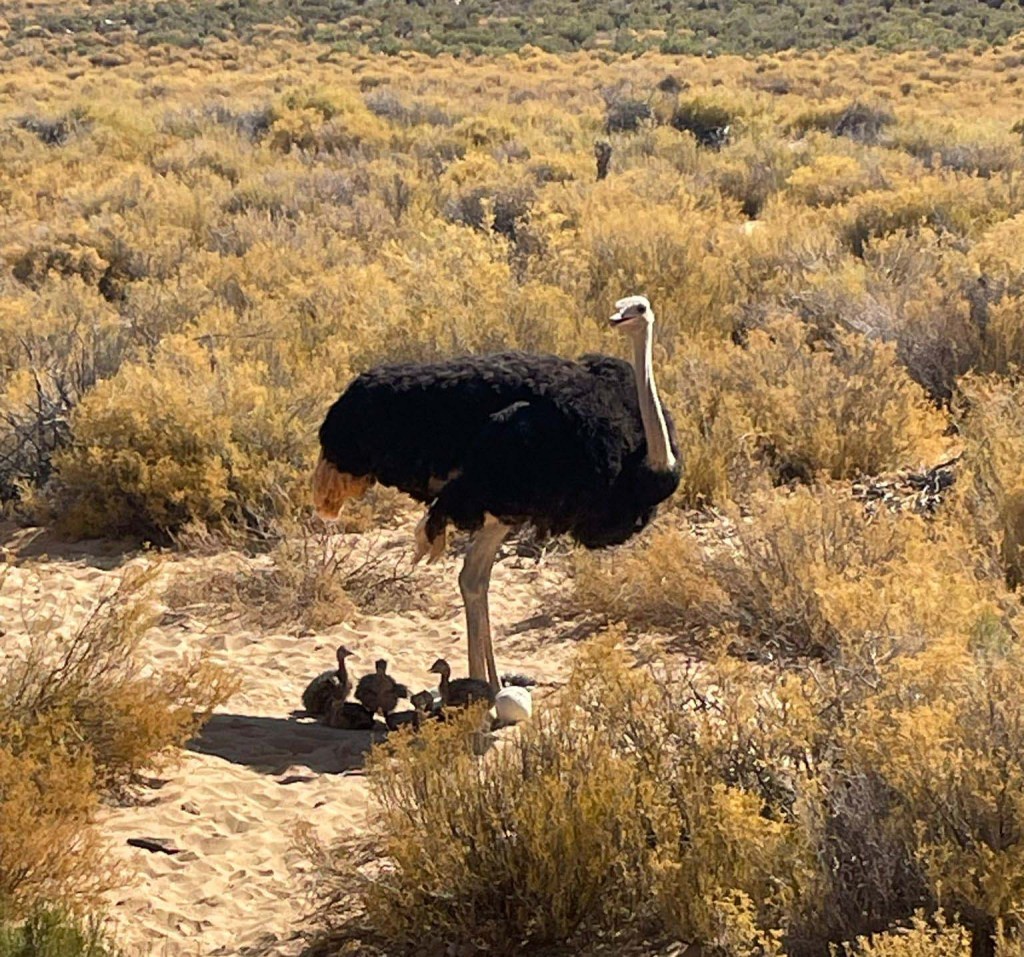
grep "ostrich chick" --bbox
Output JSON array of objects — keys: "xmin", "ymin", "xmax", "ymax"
[
  {"xmin": 410, "ymin": 689, "xmax": 440, "ymax": 730},
  {"xmin": 326, "ymin": 699, "xmax": 376, "ymax": 731},
  {"xmin": 301, "ymin": 645, "xmax": 354, "ymax": 719},
  {"xmin": 313, "ymin": 294, "xmax": 681, "ymax": 692},
  {"xmin": 430, "ymin": 658, "xmax": 495, "ymax": 709},
  {"xmin": 355, "ymin": 659, "xmax": 409, "ymax": 728}
]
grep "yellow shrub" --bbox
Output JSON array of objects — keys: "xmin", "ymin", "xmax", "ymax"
[
  {"xmin": 786, "ymin": 154, "xmax": 874, "ymax": 208},
  {"xmin": 858, "ymin": 632, "xmax": 1024, "ymax": 944},
  {"xmin": 0, "ymin": 565, "xmax": 235, "ymax": 917},
  {"xmin": 839, "ymin": 913, "xmax": 971, "ymax": 956},
  {"xmin": 312, "ymin": 635, "xmax": 817, "ymax": 954},
  {"xmin": 842, "ymin": 177, "xmax": 1011, "ymax": 257},
  {"xmin": 0, "ymin": 565, "xmax": 238, "ymax": 791},
  {"xmin": 654, "ymin": 318, "xmax": 946, "ymax": 504},
  {"xmin": 953, "ymin": 374, "xmax": 1024, "ymax": 588},
  {"xmin": 0, "ymin": 719, "xmax": 113, "ymax": 919},
  {"xmin": 268, "ymin": 87, "xmax": 390, "ymax": 154},
  {"xmin": 576, "ymin": 484, "xmax": 996, "ymax": 660},
  {"xmin": 735, "ymin": 318, "xmax": 947, "ymax": 479},
  {"xmin": 46, "ymin": 336, "xmax": 309, "ymax": 539}
]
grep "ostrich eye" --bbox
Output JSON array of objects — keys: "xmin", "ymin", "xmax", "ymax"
[{"xmin": 635, "ymin": 303, "xmax": 647, "ymax": 314}]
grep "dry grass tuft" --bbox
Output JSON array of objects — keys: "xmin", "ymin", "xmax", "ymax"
[
  {"xmin": 1, "ymin": 565, "xmax": 237, "ymax": 793},
  {"xmin": 166, "ymin": 517, "xmax": 422, "ymax": 632}
]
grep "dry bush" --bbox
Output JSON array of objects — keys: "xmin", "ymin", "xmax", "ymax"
[
  {"xmin": 0, "ymin": 565, "xmax": 238, "ymax": 792},
  {"xmin": 0, "ymin": 718, "xmax": 114, "ymax": 919},
  {"xmin": 39, "ymin": 336, "xmax": 312, "ymax": 540},
  {"xmin": 657, "ymin": 318, "xmax": 946, "ymax": 504},
  {"xmin": 852, "ymin": 622, "xmax": 1024, "ymax": 950},
  {"xmin": 669, "ymin": 97, "xmax": 734, "ymax": 147},
  {"xmin": 310, "ymin": 634, "xmax": 817, "ymax": 956},
  {"xmin": 890, "ymin": 119, "xmax": 1022, "ymax": 178},
  {"xmin": 0, "ymin": 564, "xmax": 234, "ymax": 924},
  {"xmin": 953, "ymin": 374, "xmax": 1024, "ymax": 588},
  {"xmin": 785, "ymin": 154, "xmax": 876, "ymax": 208},
  {"xmin": 729, "ymin": 319, "xmax": 945, "ymax": 481},
  {"xmin": 576, "ymin": 484, "xmax": 994, "ymax": 660},
  {"xmin": 712, "ymin": 138, "xmax": 802, "ymax": 219},
  {"xmin": 838, "ymin": 913, "xmax": 971, "ymax": 956},
  {"xmin": 841, "ymin": 177, "xmax": 1012, "ymax": 259},
  {"xmin": 858, "ymin": 228, "xmax": 982, "ymax": 402},
  {"xmin": 313, "ymin": 706, "xmax": 655, "ymax": 954},
  {"xmin": 266, "ymin": 88, "xmax": 390, "ymax": 156},
  {"xmin": 309, "ymin": 607, "xmax": 1024, "ymax": 955},
  {"xmin": 167, "ymin": 518, "xmax": 419, "ymax": 632}
]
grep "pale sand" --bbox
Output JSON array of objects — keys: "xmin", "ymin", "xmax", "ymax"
[{"xmin": 0, "ymin": 514, "xmax": 588, "ymax": 956}]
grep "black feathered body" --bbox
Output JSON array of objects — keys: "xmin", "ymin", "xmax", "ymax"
[
  {"xmin": 326, "ymin": 700, "xmax": 376, "ymax": 730},
  {"xmin": 443, "ymin": 676, "xmax": 496, "ymax": 708},
  {"xmin": 301, "ymin": 668, "xmax": 350, "ymax": 718},
  {"xmin": 318, "ymin": 351, "xmax": 680, "ymax": 547},
  {"xmin": 355, "ymin": 671, "xmax": 407, "ymax": 717}
]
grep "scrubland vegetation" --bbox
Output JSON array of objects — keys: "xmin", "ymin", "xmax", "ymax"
[
  {"xmin": 3, "ymin": 18, "xmax": 1024, "ymax": 956},
  {"xmin": 4, "ymin": 0, "xmax": 1024, "ymax": 56}
]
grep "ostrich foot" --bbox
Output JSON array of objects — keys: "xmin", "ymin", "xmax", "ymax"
[{"xmin": 413, "ymin": 514, "xmax": 447, "ymax": 564}]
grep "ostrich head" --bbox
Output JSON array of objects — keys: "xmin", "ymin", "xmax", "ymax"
[
  {"xmin": 336, "ymin": 645, "xmax": 355, "ymax": 666},
  {"xmin": 428, "ymin": 658, "xmax": 451, "ymax": 679},
  {"xmin": 312, "ymin": 455, "xmax": 375, "ymax": 521},
  {"xmin": 374, "ymin": 658, "xmax": 388, "ymax": 674},
  {"xmin": 411, "ymin": 689, "xmax": 434, "ymax": 713},
  {"xmin": 610, "ymin": 295, "xmax": 653, "ymax": 332}
]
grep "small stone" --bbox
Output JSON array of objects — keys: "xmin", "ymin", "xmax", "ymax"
[{"xmin": 127, "ymin": 836, "xmax": 182, "ymax": 855}]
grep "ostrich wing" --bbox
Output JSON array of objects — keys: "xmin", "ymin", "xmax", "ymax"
[{"xmin": 431, "ymin": 398, "xmax": 626, "ymax": 538}]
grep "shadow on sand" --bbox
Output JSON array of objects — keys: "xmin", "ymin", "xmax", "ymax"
[
  {"xmin": 188, "ymin": 712, "xmax": 383, "ymax": 776},
  {"xmin": 0, "ymin": 522, "xmax": 139, "ymax": 570}
]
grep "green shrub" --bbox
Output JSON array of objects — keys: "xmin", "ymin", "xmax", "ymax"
[{"xmin": 0, "ymin": 907, "xmax": 121, "ymax": 957}]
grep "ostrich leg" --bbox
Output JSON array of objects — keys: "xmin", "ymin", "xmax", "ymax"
[{"xmin": 458, "ymin": 517, "xmax": 510, "ymax": 692}]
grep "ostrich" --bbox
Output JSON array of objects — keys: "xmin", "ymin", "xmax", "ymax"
[
  {"xmin": 301, "ymin": 645, "xmax": 354, "ymax": 718},
  {"xmin": 429, "ymin": 657, "xmax": 495, "ymax": 709},
  {"xmin": 410, "ymin": 689, "xmax": 440, "ymax": 730},
  {"xmin": 313, "ymin": 295, "xmax": 681, "ymax": 691},
  {"xmin": 354, "ymin": 658, "xmax": 409, "ymax": 728},
  {"xmin": 325, "ymin": 699, "xmax": 376, "ymax": 730}
]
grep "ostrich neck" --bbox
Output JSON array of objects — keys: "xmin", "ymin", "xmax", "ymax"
[{"xmin": 629, "ymin": 327, "xmax": 677, "ymax": 473}]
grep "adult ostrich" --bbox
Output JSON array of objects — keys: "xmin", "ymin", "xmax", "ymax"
[{"xmin": 312, "ymin": 295, "xmax": 680, "ymax": 691}]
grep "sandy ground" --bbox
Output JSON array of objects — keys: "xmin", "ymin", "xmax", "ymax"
[{"xmin": 0, "ymin": 514, "xmax": 593, "ymax": 956}]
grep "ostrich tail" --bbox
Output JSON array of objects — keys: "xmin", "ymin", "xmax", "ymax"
[{"xmin": 311, "ymin": 454, "xmax": 374, "ymax": 520}]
